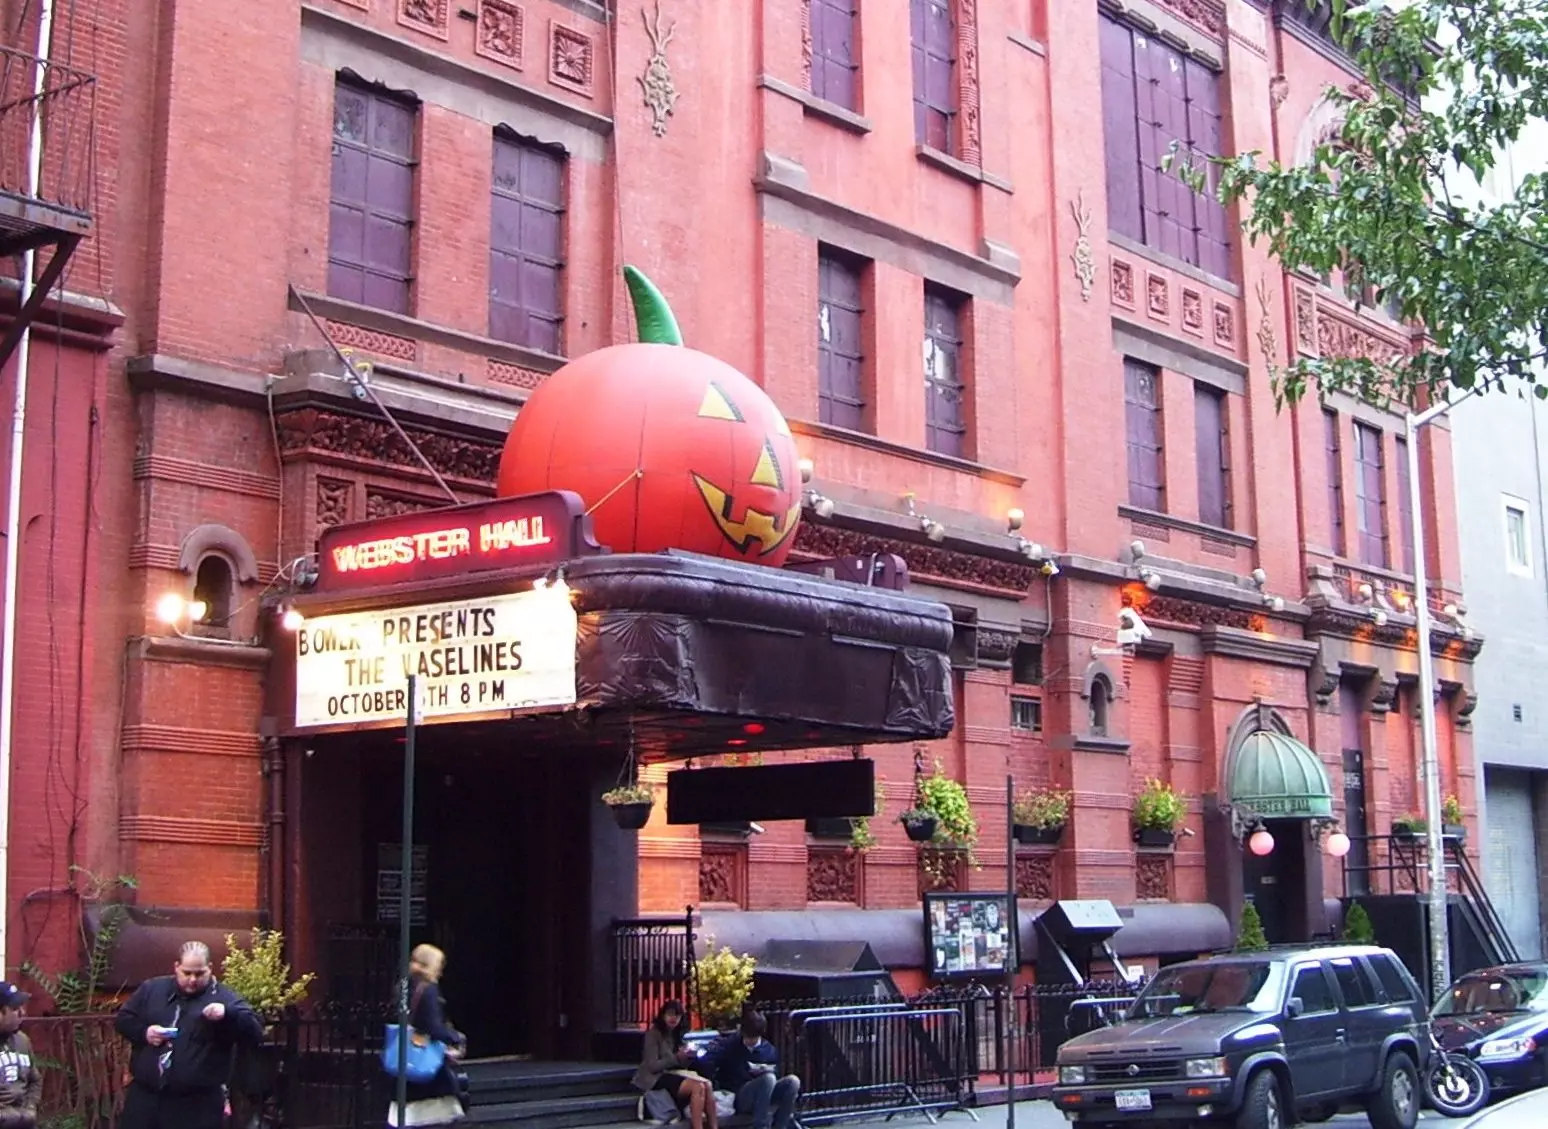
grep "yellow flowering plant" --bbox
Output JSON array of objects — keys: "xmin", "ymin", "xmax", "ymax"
[
  {"xmin": 691, "ymin": 936, "xmax": 756, "ymax": 1030},
  {"xmin": 219, "ymin": 929, "xmax": 316, "ymax": 1016}
]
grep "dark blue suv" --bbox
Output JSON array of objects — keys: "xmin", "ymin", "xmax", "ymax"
[{"xmin": 1052, "ymin": 944, "xmax": 1429, "ymax": 1129}]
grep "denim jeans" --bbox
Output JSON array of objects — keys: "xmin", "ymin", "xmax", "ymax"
[{"xmin": 733, "ymin": 1072, "xmax": 801, "ymax": 1129}]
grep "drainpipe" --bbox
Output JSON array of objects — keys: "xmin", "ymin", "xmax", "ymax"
[{"xmin": 0, "ymin": 0, "xmax": 58, "ymax": 974}]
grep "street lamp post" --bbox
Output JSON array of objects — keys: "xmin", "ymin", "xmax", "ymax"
[{"xmin": 1406, "ymin": 400, "xmax": 1455, "ymax": 1002}]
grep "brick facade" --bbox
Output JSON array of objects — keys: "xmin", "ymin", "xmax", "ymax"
[{"xmin": 0, "ymin": 0, "xmax": 1478, "ymax": 995}]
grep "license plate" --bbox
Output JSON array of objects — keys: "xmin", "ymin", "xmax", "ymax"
[{"xmin": 1114, "ymin": 1090, "xmax": 1152, "ymax": 1112}]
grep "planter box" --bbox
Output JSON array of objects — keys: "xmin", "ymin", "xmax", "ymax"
[
  {"xmin": 1133, "ymin": 827, "xmax": 1175, "ymax": 849},
  {"xmin": 902, "ymin": 816, "xmax": 938, "ymax": 843},
  {"xmin": 1014, "ymin": 824, "xmax": 1065, "ymax": 846},
  {"xmin": 1392, "ymin": 827, "xmax": 1422, "ymax": 843},
  {"xmin": 1443, "ymin": 823, "xmax": 1467, "ymax": 842},
  {"xmin": 609, "ymin": 801, "xmax": 653, "ymax": 831}
]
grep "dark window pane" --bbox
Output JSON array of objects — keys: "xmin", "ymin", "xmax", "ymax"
[
  {"xmin": 812, "ymin": 0, "xmax": 858, "ymax": 109},
  {"xmin": 911, "ymin": 0, "xmax": 956, "ymax": 150},
  {"xmin": 1324, "ymin": 408, "xmax": 1345, "ymax": 555},
  {"xmin": 1100, "ymin": 17, "xmax": 1143, "ymax": 242},
  {"xmin": 1195, "ymin": 384, "xmax": 1229, "ymax": 528},
  {"xmin": 1330, "ymin": 958, "xmax": 1376, "ymax": 1008},
  {"xmin": 818, "ymin": 248, "xmax": 868, "ymax": 432},
  {"xmin": 1292, "ymin": 965, "xmax": 1338, "ymax": 1014},
  {"xmin": 1125, "ymin": 359, "xmax": 1164, "ymax": 511},
  {"xmin": 489, "ymin": 133, "xmax": 568, "ymax": 352},
  {"xmin": 328, "ymin": 78, "xmax": 417, "ymax": 312},
  {"xmin": 1394, "ymin": 436, "xmax": 1415, "ymax": 574},
  {"xmin": 923, "ymin": 285, "xmax": 966, "ymax": 456},
  {"xmin": 1370, "ymin": 955, "xmax": 1416, "ymax": 1003},
  {"xmin": 1352, "ymin": 422, "xmax": 1388, "ymax": 568}
]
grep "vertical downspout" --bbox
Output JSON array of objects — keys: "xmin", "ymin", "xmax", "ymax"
[{"xmin": 0, "ymin": 0, "xmax": 58, "ymax": 974}]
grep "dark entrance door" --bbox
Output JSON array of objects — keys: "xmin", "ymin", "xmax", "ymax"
[
  {"xmin": 1242, "ymin": 818, "xmax": 1310, "ymax": 943},
  {"xmin": 359, "ymin": 737, "xmax": 596, "ymax": 1059},
  {"xmin": 1342, "ymin": 748, "xmax": 1370, "ymax": 896}
]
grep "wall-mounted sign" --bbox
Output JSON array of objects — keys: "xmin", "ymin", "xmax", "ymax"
[
  {"xmin": 293, "ymin": 588, "xmax": 578, "ymax": 729},
  {"xmin": 314, "ymin": 490, "xmax": 601, "ymax": 592},
  {"xmin": 925, "ymin": 891, "xmax": 1014, "ymax": 980}
]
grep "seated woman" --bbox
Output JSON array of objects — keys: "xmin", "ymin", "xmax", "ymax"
[{"xmin": 632, "ymin": 1001, "xmax": 718, "ymax": 1129}]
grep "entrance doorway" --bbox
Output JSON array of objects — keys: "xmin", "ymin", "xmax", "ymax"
[
  {"xmin": 297, "ymin": 730, "xmax": 612, "ymax": 1060},
  {"xmin": 1241, "ymin": 819, "xmax": 1312, "ymax": 943}
]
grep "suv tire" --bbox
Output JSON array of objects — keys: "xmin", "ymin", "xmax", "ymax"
[
  {"xmin": 1234, "ymin": 1069, "xmax": 1285, "ymax": 1129},
  {"xmin": 1366, "ymin": 1051, "xmax": 1420, "ymax": 1129}
]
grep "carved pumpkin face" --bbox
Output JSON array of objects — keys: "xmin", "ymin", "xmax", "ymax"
[{"xmin": 496, "ymin": 274, "xmax": 804, "ymax": 567}]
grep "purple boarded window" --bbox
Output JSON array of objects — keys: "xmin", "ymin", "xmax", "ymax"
[
  {"xmin": 489, "ymin": 133, "xmax": 566, "ymax": 354},
  {"xmin": 1353, "ymin": 422, "xmax": 1389, "ymax": 568},
  {"xmin": 1324, "ymin": 408, "xmax": 1346, "ymax": 556},
  {"xmin": 1099, "ymin": 14, "xmax": 1231, "ymax": 277},
  {"xmin": 810, "ymin": 0, "xmax": 859, "ymax": 111},
  {"xmin": 923, "ymin": 286, "xmax": 966, "ymax": 457},
  {"xmin": 910, "ymin": 0, "xmax": 956, "ymax": 152},
  {"xmin": 1394, "ymin": 435, "xmax": 1415, "ymax": 574},
  {"xmin": 818, "ymin": 248, "xmax": 866, "ymax": 431},
  {"xmin": 1194, "ymin": 383, "xmax": 1231, "ymax": 528},
  {"xmin": 1125, "ymin": 359, "xmax": 1165, "ymax": 511},
  {"xmin": 329, "ymin": 77, "xmax": 417, "ymax": 314}
]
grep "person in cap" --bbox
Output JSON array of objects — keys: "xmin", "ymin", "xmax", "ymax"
[
  {"xmin": 0, "ymin": 982, "xmax": 40, "ymax": 1129},
  {"xmin": 114, "ymin": 941, "xmax": 263, "ymax": 1129}
]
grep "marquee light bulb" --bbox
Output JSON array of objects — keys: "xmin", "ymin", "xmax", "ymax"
[
  {"xmin": 1248, "ymin": 829, "xmax": 1275, "ymax": 856},
  {"xmin": 281, "ymin": 608, "xmax": 305, "ymax": 632},
  {"xmin": 155, "ymin": 593, "xmax": 185, "ymax": 625}
]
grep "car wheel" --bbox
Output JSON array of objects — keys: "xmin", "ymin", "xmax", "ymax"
[
  {"xmin": 1367, "ymin": 1051, "xmax": 1420, "ymax": 1129},
  {"xmin": 1233, "ymin": 1069, "xmax": 1284, "ymax": 1129}
]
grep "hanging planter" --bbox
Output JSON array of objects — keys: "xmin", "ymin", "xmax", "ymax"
[
  {"xmin": 900, "ymin": 810, "xmax": 938, "ymax": 842},
  {"xmin": 602, "ymin": 785, "xmax": 655, "ymax": 830}
]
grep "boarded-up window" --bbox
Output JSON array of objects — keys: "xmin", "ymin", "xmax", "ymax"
[
  {"xmin": 923, "ymin": 286, "xmax": 966, "ymax": 456},
  {"xmin": 810, "ymin": 0, "xmax": 859, "ymax": 110},
  {"xmin": 329, "ymin": 77, "xmax": 417, "ymax": 314},
  {"xmin": 818, "ymin": 248, "xmax": 866, "ymax": 431},
  {"xmin": 1353, "ymin": 422, "xmax": 1388, "ymax": 568},
  {"xmin": 1394, "ymin": 435, "xmax": 1414, "ymax": 574},
  {"xmin": 910, "ymin": 0, "xmax": 956, "ymax": 152},
  {"xmin": 489, "ymin": 133, "xmax": 566, "ymax": 354},
  {"xmin": 1194, "ymin": 384, "xmax": 1231, "ymax": 528},
  {"xmin": 1325, "ymin": 408, "xmax": 1346, "ymax": 556},
  {"xmin": 1098, "ymin": 14, "xmax": 1230, "ymax": 277},
  {"xmin": 1125, "ymin": 359, "xmax": 1165, "ymax": 511}
]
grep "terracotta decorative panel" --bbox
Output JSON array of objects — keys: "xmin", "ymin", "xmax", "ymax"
[
  {"xmin": 1212, "ymin": 300, "xmax": 1235, "ymax": 348},
  {"xmin": 475, "ymin": 0, "xmax": 524, "ymax": 69},
  {"xmin": 956, "ymin": 0, "xmax": 982, "ymax": 165},
  {"xmin": 918, "ymin": 848, "xmax": 968, "ymax": 896},
  {"xmin": 315, "ymin": 479, "xmax": 352, "ymax": 529},
  {"xmin": 398, "ymin": 0, "xmax": 449, "ymax": 40},
  {"xmin": 699, "ymin": 842, "xmax": 747, "ymax": 906},
  {"xmin": 326, "ymin": 320, "xmax": 416, "ymax": 362},
  {"xmin": 1136, "ymin": 853, "xmax": 1173, "ymax": 900},
  {"xmin": 1146, "ymin": 273, "xmax": 1169, "ymax": 320},
  {"xmin": 365, "ymin": 490, "xmax": 440, "ymax": 520},
  {"xmin": 1181, "ymin": 288, "xmax": 1204, "ymax": 335},
  {"xmin": 1015, "ymin": 852, "xmax": 1056, "ymax": 900},
  {"xmin": 1111, "ymin": 259, "xmax": 1135, "ymax": 307},
  {"xmin": 550, "ymin": 22, "xmax": 595, "ymax": 96},
  {"xmin": 488, "ymin": 359, "xmax": 547, "ymax": 388},
  {"xmin": 807, "ymin": 846, "xmax": 861, "ymax": 903}
]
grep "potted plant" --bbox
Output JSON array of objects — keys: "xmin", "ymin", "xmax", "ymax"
[
  {"xmin": 1442, "ymin": 794, "xmax": 1466, "ymax": 841},
  {"xmin": 899, "ymin": 806, "xmax": 938, "ymax": 842},
  {"xmin": 1391, "ymin": 813, "xmax": 1425, "ymax": 843},
  {"xmin": 1013, "ymin": 787, "xmax": 1071, "ymax": 846},
  {"xmin": 1132, "ymin": 778, "xmax": 1186, "ymax": 848},
  {"xmin": 902, "ymin": 763, "xmax": 979, "ymax": 853},
  {"xmin": 220, "ymin": 929, "xmax": 316, "ymax": 1097},
  {"xmin": 690, "ymin": 936, "xmax": 756, "ymax": 1032},
  {"xmin": 602, "ymin": 783, "xmax": 655, "ymax": 830}
]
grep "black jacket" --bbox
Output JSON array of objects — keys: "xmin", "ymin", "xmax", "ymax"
[
  {"xmin": 115, "ymin": 976, "xmax": 263, "ymax": 1094},
  {"xmin": 707, "ymin": 1034, "xmax": 780, "ymax": 1093}
]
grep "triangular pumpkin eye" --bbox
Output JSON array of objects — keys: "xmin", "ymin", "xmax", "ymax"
[
  {"xmin": 749, "ymin": 441, "xmax": 784, "ymax": 490},
  {"xmin": 697, "ymin": 382, "xmax": 745, "ymax": 422}
]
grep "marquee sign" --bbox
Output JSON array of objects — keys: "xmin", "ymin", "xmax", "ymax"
[
  {"xmin": 292, "ymin": 588, "xmax": 578, "ymax": 730},
  {"xmin": 314, "ymin": 490, "xmax": 601, "ymax": 592}
]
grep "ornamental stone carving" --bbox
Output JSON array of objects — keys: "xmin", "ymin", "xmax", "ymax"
[
  {"xmin": 638, "ymin": 1, "xmax": 679, "ymax": 137},
  {"xmin": 315, "ymin": 478, "xmax": 352, "ymax": 529},
  {"xmin": 1255, "ymin": 277, "xmax": 1277, "ymax": 360},
  {"xmin": 957, "ymin": 0, "xmax": 982, "ymax": 165},
  {"xmin": 1070, "ymin": 193, "xmax": 1096, "ymax": 302},
  {"xmin": 475, "ymin": 0, "xmax": 523, "ymax": 68},
  {"xmin": 1111, "ymin": 259, "xmax": 1134, "ymax": 307},
  {"xmin": 1157, "ymin": 0, "xmax": 1225, "ymax": 38},
  {"xmin": 1126, "ymin": 593, "xmax": 1255, "ymax": 632},
  {"xmin": 792, "ymin": 523, "xmax": 1037, "ymax": 596},
  {"xmin": 807, "ymin": 846, "xmax": 860, "ymax": 903},
  {"xmin": 1015, "ymin": 853, "xmax": 1055, "ymax": 900},
  {"xmin": 699, "ymin": 844, "xmax": 744, "ymax": 905},
  {"xmin": 551, "ymin": 23, "xmax": 595, "ymax": 95},
  {"xmin": 1136, "ymin": 854, "xmax": 1172, "ymax": 900},
  {"xmin": 976, "ymin": 628, "xmax": 1017, "ymax": 668},
  {"xmin": 365, "ymin": 490, "xmax": 440, "ymax": 520},
  {"xmin": 398, "ymin": 0, "xmax": 449, "ymax": 39},
  {"xmin": 1181, "ymin": 288, "xmax": 1204, "ymax": 334},
  {"xmin": 277, "ymin": 408, "xmax": 502, "ymax": 486}
]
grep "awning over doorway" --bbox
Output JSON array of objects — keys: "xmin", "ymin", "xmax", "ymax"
[{"xmin": 1227, "ymin": 730, "xmax": 1335, "ymax": 819}]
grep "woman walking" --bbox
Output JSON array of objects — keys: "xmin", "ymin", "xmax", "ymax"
[
  {"xmin": 632, "ymin": 1001, "xmax": 717, "ymax": 1129},
  {"xmin": 387, "ymin": 944, "xmax": 469, "ymax": 1128}
]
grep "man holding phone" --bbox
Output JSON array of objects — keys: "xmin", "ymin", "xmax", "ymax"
[{"xmin": 114, "ymin": 941, "xmax": 263, "ymax": 1129}]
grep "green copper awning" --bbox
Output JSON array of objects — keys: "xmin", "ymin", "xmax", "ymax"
[{"xmin": 1228, "ymin": 730, "xmax": 1335, "ymax": 819}]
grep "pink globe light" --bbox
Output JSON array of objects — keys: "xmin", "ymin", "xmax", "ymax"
[
  {"xmin": 1325, "ymin": 831, "xmax": 1352, "ymax": 858},
  {"xmin": 1248, "ymin": 829, "xmax": 1275, "ymax": 856}
]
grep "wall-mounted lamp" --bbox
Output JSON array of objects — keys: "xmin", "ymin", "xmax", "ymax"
[
  {"xmin": 1129, "ymin": 539, "xmax": 1146, "ymax": 562},
  {"xmin": 156, "ymin": 592, "xmax": 207, "ymax": 626},
  {"xmin": 1371, "ymin": 608, "xmax": 1388, "ymax": 627},
  {"xmin": 798, "ymin": 457, "xmax": 815, "ymax": 484},
  {"xmin": 280, "ymin": 606, "xmax": 305, "ymax": 632},
  {"xmin": 1263, "ymin": 594, "xmax": 1286, "ymax": 613},
  {"xmin": 1358, "ymin": 581, "xmax": 1375, "ymax": 600},
  {"xmin": 1139, "ymin": 568, "xmax": 1162, "ymax": 591},
  {"xmin": 1006, "ymin": 507, "xmax": 1025, "ymax": 533},
  {"xmin": 921, "ymin": 517, "xmax": 947, "ymax": 543},
  {"xmin": 1248, "ymin": 827, "xmax": 1275, "ymax": 856},
  {"xmin": 804, "ymin": 490, "xmax": 836, "ymax": 519},
  {"xmin": 1324, "ymin": 830, "xmax": 1352, "ymax": 858},
  {"xmin": 1041, "ymin": 560, "xmax": 1060, "ymax": 577},
  {"xmin": 1250, "ymin": 568, "xmax": 1267, "ymax": 590},
  {"xmin": 1017, "ymin": 537, "xmax": 1045, "ymax": 560}
]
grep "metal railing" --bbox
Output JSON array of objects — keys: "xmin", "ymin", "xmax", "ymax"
[
  {"xmin": 611, "ymin": 909, "xmax": 697, "ymax": 1028},
  {"xmin": 23, "ymin": 1014, "xmax": 126, "ymax": 1129},
  {"xmin": 0, "ymin": 45, "xmax": 96, "ymax": 216}
]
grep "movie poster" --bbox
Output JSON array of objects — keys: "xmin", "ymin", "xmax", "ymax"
[{"xmin": 926, "ymin": 893, "xmax": 1012, "ymax": 978}]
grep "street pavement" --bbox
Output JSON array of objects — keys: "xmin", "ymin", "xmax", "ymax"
[{"xmin": 819, "ymin": 1099, "xmax": 1491, "ymax": 1128}]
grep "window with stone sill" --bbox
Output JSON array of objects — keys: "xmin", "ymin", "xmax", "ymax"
[
  {"xmin": 1011, "ymin": 641, "xmax": 1043, "ymax": 734},
  {"xmin": 1099, "ymin": 13, "xmax": 1231, "ymax": 279},
  {"xmin": 1125, "ymin": 358, "xmax": 1165, "ymax": 513},
  {"xmin": 329, "ymin": 76, "xmax": 418, "ymax": 316},
  {"xmin": 1089, "ymin": 675, "xmax": 1113, "ymax": 738},
  {"xmin": 923, "ymin": 284, "xmax": 968, "ymax": 457},
  {"xmin": 809, "ymin": 0, "xmax": 860, "ymax": 112},
  {"xmin": 818, "ymin": 246, "xmax": 868, "ymax": 431},
  {"xmin": 1194, "ymin": 383, "xmax": 1232, "ymax": 530},
  {"xmin": 1352, "ymin": 420, "xmax": 1389, "ymax": 569},
  {"xmin": 910, "ymin": 0, "xmax": 957, "ymax": 153},
  {"xmin": 489, "ymin": 131, "xmax": 566, "ymax": 355}
]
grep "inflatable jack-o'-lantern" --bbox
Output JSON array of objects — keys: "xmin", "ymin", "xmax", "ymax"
[{"xmin": 496, "ymin": 267, "xmax": 803, "ymax": 567}]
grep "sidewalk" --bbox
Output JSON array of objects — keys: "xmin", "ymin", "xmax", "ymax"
[{"xmin": 799, "ymin": 1100, "xmax": 1066, "ymax": 1129}]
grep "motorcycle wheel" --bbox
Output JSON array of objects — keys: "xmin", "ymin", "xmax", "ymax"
[{"xmin": 1424, "ymin": 1053, "xmax": 1489, "ymax": 1118}]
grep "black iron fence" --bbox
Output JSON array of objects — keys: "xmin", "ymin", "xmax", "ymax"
[{"xmin": 612, "ymin": 910, "xmax": 697, "ymax": 1028}]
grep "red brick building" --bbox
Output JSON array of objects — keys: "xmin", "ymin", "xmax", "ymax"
[{"xmin": 0, "ymin": 0, "xmax": 1483, "ymax": 1052}]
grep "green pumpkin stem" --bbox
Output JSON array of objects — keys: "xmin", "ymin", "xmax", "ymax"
[{"xmin": 622, "ymin": 265, "xmax": 684, "ymax": 347}]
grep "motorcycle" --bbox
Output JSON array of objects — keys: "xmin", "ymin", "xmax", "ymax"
[{"xmin": 1423, "ymin": 1025, "xmax": 1491, "ymax": 1118}]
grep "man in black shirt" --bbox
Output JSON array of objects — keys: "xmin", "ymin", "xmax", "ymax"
[
  {"xmin": 115, "ymin": 941, "xmax": 264, "ymax": 1129},
  {"xmin": 706, "ymin": 1013, "xmax": 800, "ymax": 1129}
]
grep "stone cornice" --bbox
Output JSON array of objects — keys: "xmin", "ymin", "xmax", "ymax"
[
  {"xmin": 1200, "ymin": 625, "xmax": 1319, "ymax": 669},
  {"xmin": 791, "ymin": 522, "xmax": 1037, "ymax": 599}
]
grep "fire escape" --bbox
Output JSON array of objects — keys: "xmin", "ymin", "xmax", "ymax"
[{"xmin": 0, "ymin": 23, "xmax": 94, "ymax": 370}]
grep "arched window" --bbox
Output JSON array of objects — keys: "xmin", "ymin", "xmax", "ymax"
[
  {"xmin": 1089, "ymin": 675, "xmax": 1112, "ymax": 737},
  {"xmin": 193, "ymin": 556, "xmax": 234, "ymax": 628}
]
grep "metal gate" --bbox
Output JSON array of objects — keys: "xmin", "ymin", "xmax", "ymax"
[{"xmin": 1484, "ymin": 767, "xmax": 1543, "ymax": 960}]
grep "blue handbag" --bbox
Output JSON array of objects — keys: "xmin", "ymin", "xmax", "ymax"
[{"xmin": 381, "ymin": 1021, "xmax": 446, "ymax": 1083}]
